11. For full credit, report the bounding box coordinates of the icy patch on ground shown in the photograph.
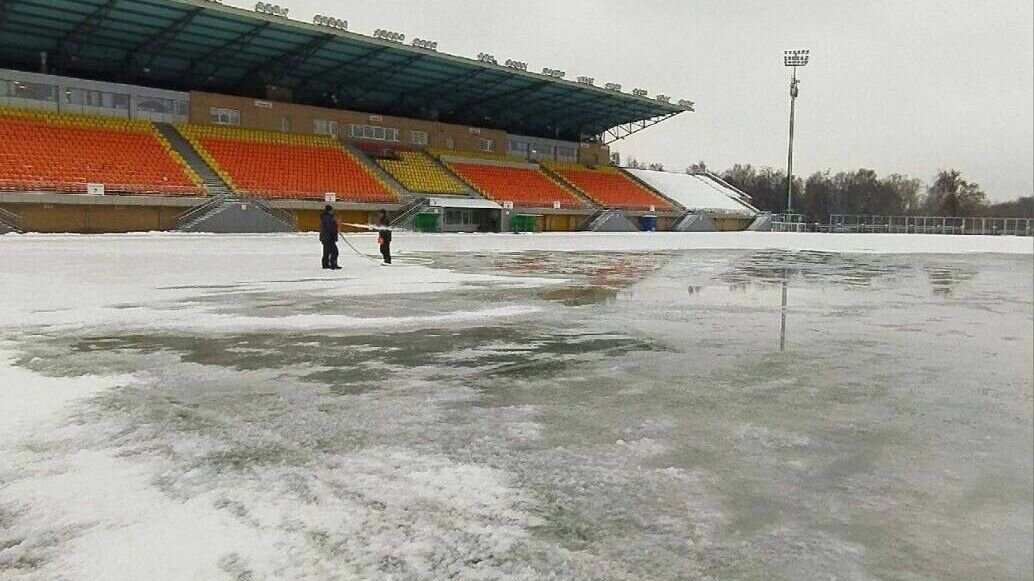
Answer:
[0,236,1030,579]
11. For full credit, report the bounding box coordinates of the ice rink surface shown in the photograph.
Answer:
[1,232,1032,580]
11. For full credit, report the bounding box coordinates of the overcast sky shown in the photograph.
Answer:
[228,0,1033,201]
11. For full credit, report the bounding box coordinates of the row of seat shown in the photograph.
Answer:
[0,107,155,132]
[178,125,397,202]
[0,106,677,209]
[447,162,587,209]
[0,111,203,196]
[543,162,674,211]
[429,148,526,164]
[378,151,468,195]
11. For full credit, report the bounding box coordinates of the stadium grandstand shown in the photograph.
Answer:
[0,0,760,233]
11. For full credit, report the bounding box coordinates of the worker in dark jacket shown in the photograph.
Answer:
[320,205,341,270]
[377,209,392,265]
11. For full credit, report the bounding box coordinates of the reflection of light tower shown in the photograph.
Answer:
[783,49,810,213]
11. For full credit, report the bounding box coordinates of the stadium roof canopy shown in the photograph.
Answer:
[0,0,691,142]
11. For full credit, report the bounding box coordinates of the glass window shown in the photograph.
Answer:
[210,107,240,125]
[11,80,57,102]
[372,126,385,140]
[386,128,399,142]
[111,93,130,110]
[411,130,429,146]
[279,116,291,132]
[557,146,577,161]
[137,97,168,114]
[530,143,553,156]
[509,140,528,153]
[175,101,189,116]
[65,87,85,105]
[314,119,338,136]
[478,138,495,152]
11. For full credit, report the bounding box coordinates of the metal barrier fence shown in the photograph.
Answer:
[827,215,1032,236]
[772,214,1032,236]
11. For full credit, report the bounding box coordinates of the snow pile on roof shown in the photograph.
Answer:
[626,169,758,216]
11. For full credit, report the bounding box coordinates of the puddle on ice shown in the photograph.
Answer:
[1,244,1031,580]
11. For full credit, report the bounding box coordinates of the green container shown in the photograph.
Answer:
[511,214,538,233]
[414,212,440,233]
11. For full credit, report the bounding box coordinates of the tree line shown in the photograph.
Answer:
[620,156,1032,222]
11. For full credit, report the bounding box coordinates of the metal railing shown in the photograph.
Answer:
[826,215,1033,236]
[390,196,429,228]
[175,195,227,229]
[246,196,298,230]
[0,207,23,233]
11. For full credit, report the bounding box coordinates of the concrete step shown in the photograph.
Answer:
[339,141,411,202]
[537,164,602,209]
[155,122,233,197]
[419,151,482,199]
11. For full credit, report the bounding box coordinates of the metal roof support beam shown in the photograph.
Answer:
[56,0,121,63]
[293,45,392,96]
[182,21,270,83]
[119,7,205,78]
[547,101,631,137]
[408,67,488,101]
[503,92,607,133]
[600,112,680,144]
[450,79,553,114]
[331,53,426,103]
[235,32,336,90]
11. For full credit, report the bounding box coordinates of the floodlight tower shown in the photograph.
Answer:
[783,49,810,213]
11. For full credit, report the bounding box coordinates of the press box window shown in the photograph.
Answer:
[411,130,429,146]
[314,119,338,136]
[7,80,57,102]
[477,138,495,152]
[210,107,240,125]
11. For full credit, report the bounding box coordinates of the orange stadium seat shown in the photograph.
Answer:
[0,109,202,196]
[545,162,674,211]
[179,125,396,202]
[448,162,587,209]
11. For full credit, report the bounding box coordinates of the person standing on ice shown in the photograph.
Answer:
[320,205,341,270]
[377,209,392,265]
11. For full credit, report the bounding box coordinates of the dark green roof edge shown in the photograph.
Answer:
[0,0,691,140]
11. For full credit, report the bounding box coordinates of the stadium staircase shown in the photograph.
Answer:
[156,123,233,197]
[175,195,297,233]
[617,168,686,212]
[340,141,411,201]
[544,162,677,212]
[746,213,774,231]
[672,212,717,232]
[0,207,23,234]
[157,124,296,232]
[444,159,588,209]
[698,171,758,209]
[537,165,606,208]
[416,152,481,198]
[579,209,640,232]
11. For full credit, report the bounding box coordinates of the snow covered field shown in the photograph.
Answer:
[1,232,1032,580]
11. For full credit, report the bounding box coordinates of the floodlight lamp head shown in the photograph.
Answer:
[783,49,810,67]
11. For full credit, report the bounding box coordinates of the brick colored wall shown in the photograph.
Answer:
[189,92,508,154]
[7,203,179,233]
